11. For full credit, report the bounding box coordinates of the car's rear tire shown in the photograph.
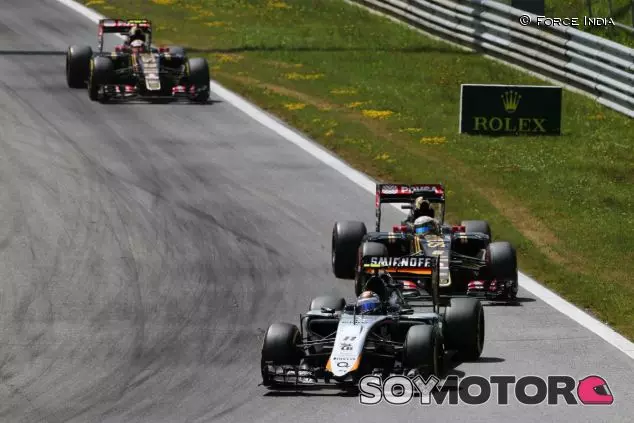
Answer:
[444,297,484,361]
[487,241,518,299]
[403,324,441,377]
[331,221,367,280]
[66,45,93,88]
[461,220,491,240]
[261,323,302,386]
[186,57,210,103]
[88,56,114,102]
[309,296,346,311]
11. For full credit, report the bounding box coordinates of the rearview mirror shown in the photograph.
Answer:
[401,204,413,209]
[321,307,335,314]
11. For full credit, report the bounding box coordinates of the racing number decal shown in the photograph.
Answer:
[426,239,445,248]
[342,336,356,341]
[337,362,349,368]
[340,343,353,351]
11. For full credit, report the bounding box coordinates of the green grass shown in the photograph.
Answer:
[80,0,634,339]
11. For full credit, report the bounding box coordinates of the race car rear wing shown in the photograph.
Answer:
[374,183,445,231]
[97,19,152,52]
[362,255,438,276]
[361,254,442,309]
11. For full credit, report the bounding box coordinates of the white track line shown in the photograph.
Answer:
[54,0,634,360]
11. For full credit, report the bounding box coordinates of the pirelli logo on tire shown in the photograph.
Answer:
[459,84,562,135]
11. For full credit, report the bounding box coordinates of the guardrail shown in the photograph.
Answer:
[351,0,634,118]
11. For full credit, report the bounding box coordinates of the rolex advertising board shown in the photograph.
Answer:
[459,84,562,135]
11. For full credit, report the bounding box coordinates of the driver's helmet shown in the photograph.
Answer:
[130,39,147,53]
[414,197,433,217]
[357,291,381,314]
[413,216,437,235]
[128,26,146,43]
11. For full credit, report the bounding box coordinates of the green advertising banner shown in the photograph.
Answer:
[459,84,562,135]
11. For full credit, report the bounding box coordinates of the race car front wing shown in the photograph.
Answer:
[98,83,208,101]
[261,362,407,390]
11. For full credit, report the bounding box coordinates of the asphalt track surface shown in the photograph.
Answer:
[0,0,631,421]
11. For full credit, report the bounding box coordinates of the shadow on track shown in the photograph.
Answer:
[483,297,536,307]
[0,50,66,55]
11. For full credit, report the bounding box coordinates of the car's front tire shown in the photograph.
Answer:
[66,45,93,88]
[444,297,484,361]
[261,323,302,386]
[403,324,441,377]
[88,56,114,102]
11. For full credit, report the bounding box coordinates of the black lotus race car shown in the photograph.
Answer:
[261,254,484,389]
[65,19,210,103]
[331,183,519,301]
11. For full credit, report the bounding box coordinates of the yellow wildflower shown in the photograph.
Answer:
[346,101,366,109]
[325,129,335,137]
[330,88,357,95]
[85,0,105,5]
[151,0,175,4]
[284,72,324,81]
[215,54,243,63]
[399,128,424,133]
[205,21,227,27]
[419,136,447,144]
[374,153,390,161]
[283,103,306,111]
[268,1,291,8]
[362,110,393,119]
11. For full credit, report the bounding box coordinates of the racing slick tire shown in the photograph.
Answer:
[444,297,484,361]
[88,56,114,102]
[309,296,346,311]
[487,241,518,300]
[66,45,93,89]
[403,324,441,377]
[261,323,302,386]
[461,220,492,240]
[185,57,210,103]
[331,221,367,280]
[354,241,389,296]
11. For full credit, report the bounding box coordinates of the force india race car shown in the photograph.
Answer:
[331,183,519,301]
[65,19,210,103]
[260,255,484,389]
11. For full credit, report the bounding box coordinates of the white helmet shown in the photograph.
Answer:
[413,216,436,235]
